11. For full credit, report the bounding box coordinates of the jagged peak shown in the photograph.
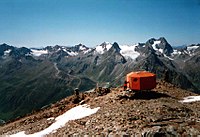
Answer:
[146,37,168,44]
[94,42,122,54]
[145,37,173,56]
[0,43,10,46]
[0,43,14,50]
[100,42,112,46]
[158,37,167,43]
[146,38,156,45]
[110,42,121,53]
[74,44,89,50]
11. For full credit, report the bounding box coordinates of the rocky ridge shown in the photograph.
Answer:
[1,80,200,136]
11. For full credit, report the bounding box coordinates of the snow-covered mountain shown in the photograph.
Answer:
[172,44,200,57]
[30,44,91,57]
[1,38,197,63]
[95,42,112,54]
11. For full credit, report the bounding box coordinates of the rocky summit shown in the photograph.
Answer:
[1,80,200,136]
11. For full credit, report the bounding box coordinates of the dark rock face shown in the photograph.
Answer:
[109,42,121,53]
[183,54,200,90]
[145,37,173,56]
[69,44,89,53]
[158,37,174,56]
[0,44,32,59]
[0,44,12,56]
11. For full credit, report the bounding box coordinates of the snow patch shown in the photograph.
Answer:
[57,48,62,51]
[47,117,54,121]
[9,104,100,137]
[67,51,78,56]
[31,49,48,56]
[179,96,200,103]
[63,47,90,56]
[171,49,181,56]
[164,54,174,60]
[79,45,87,50]
[62,48,67,52]
[158,48,163,53]
[83,48,92,54]
[152,41,162,53]
[119,44,140,60]
[78,45,91,54]
[4,49,11,55]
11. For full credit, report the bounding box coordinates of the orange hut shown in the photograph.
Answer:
[126,71,156,91]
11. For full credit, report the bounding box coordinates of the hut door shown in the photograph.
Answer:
[131,77,139,90]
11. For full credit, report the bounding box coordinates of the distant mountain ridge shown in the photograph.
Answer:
[0,37,200,121]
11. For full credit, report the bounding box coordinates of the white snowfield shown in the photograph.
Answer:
[31,49,48,57]
[119,44,140,60]
[95,42,141,60]
[95,42,112,54]
[9,104,100,137]
[179,96,200,103]
[187,45,199,51]
[187,45,199,56]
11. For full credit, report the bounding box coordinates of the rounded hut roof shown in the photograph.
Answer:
[127,71,155,78]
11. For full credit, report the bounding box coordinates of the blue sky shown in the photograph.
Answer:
[0,0,200,47]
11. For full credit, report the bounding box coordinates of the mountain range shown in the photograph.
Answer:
[0,37,200,122]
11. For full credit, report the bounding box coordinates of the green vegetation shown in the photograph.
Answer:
[0,58,95,121]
